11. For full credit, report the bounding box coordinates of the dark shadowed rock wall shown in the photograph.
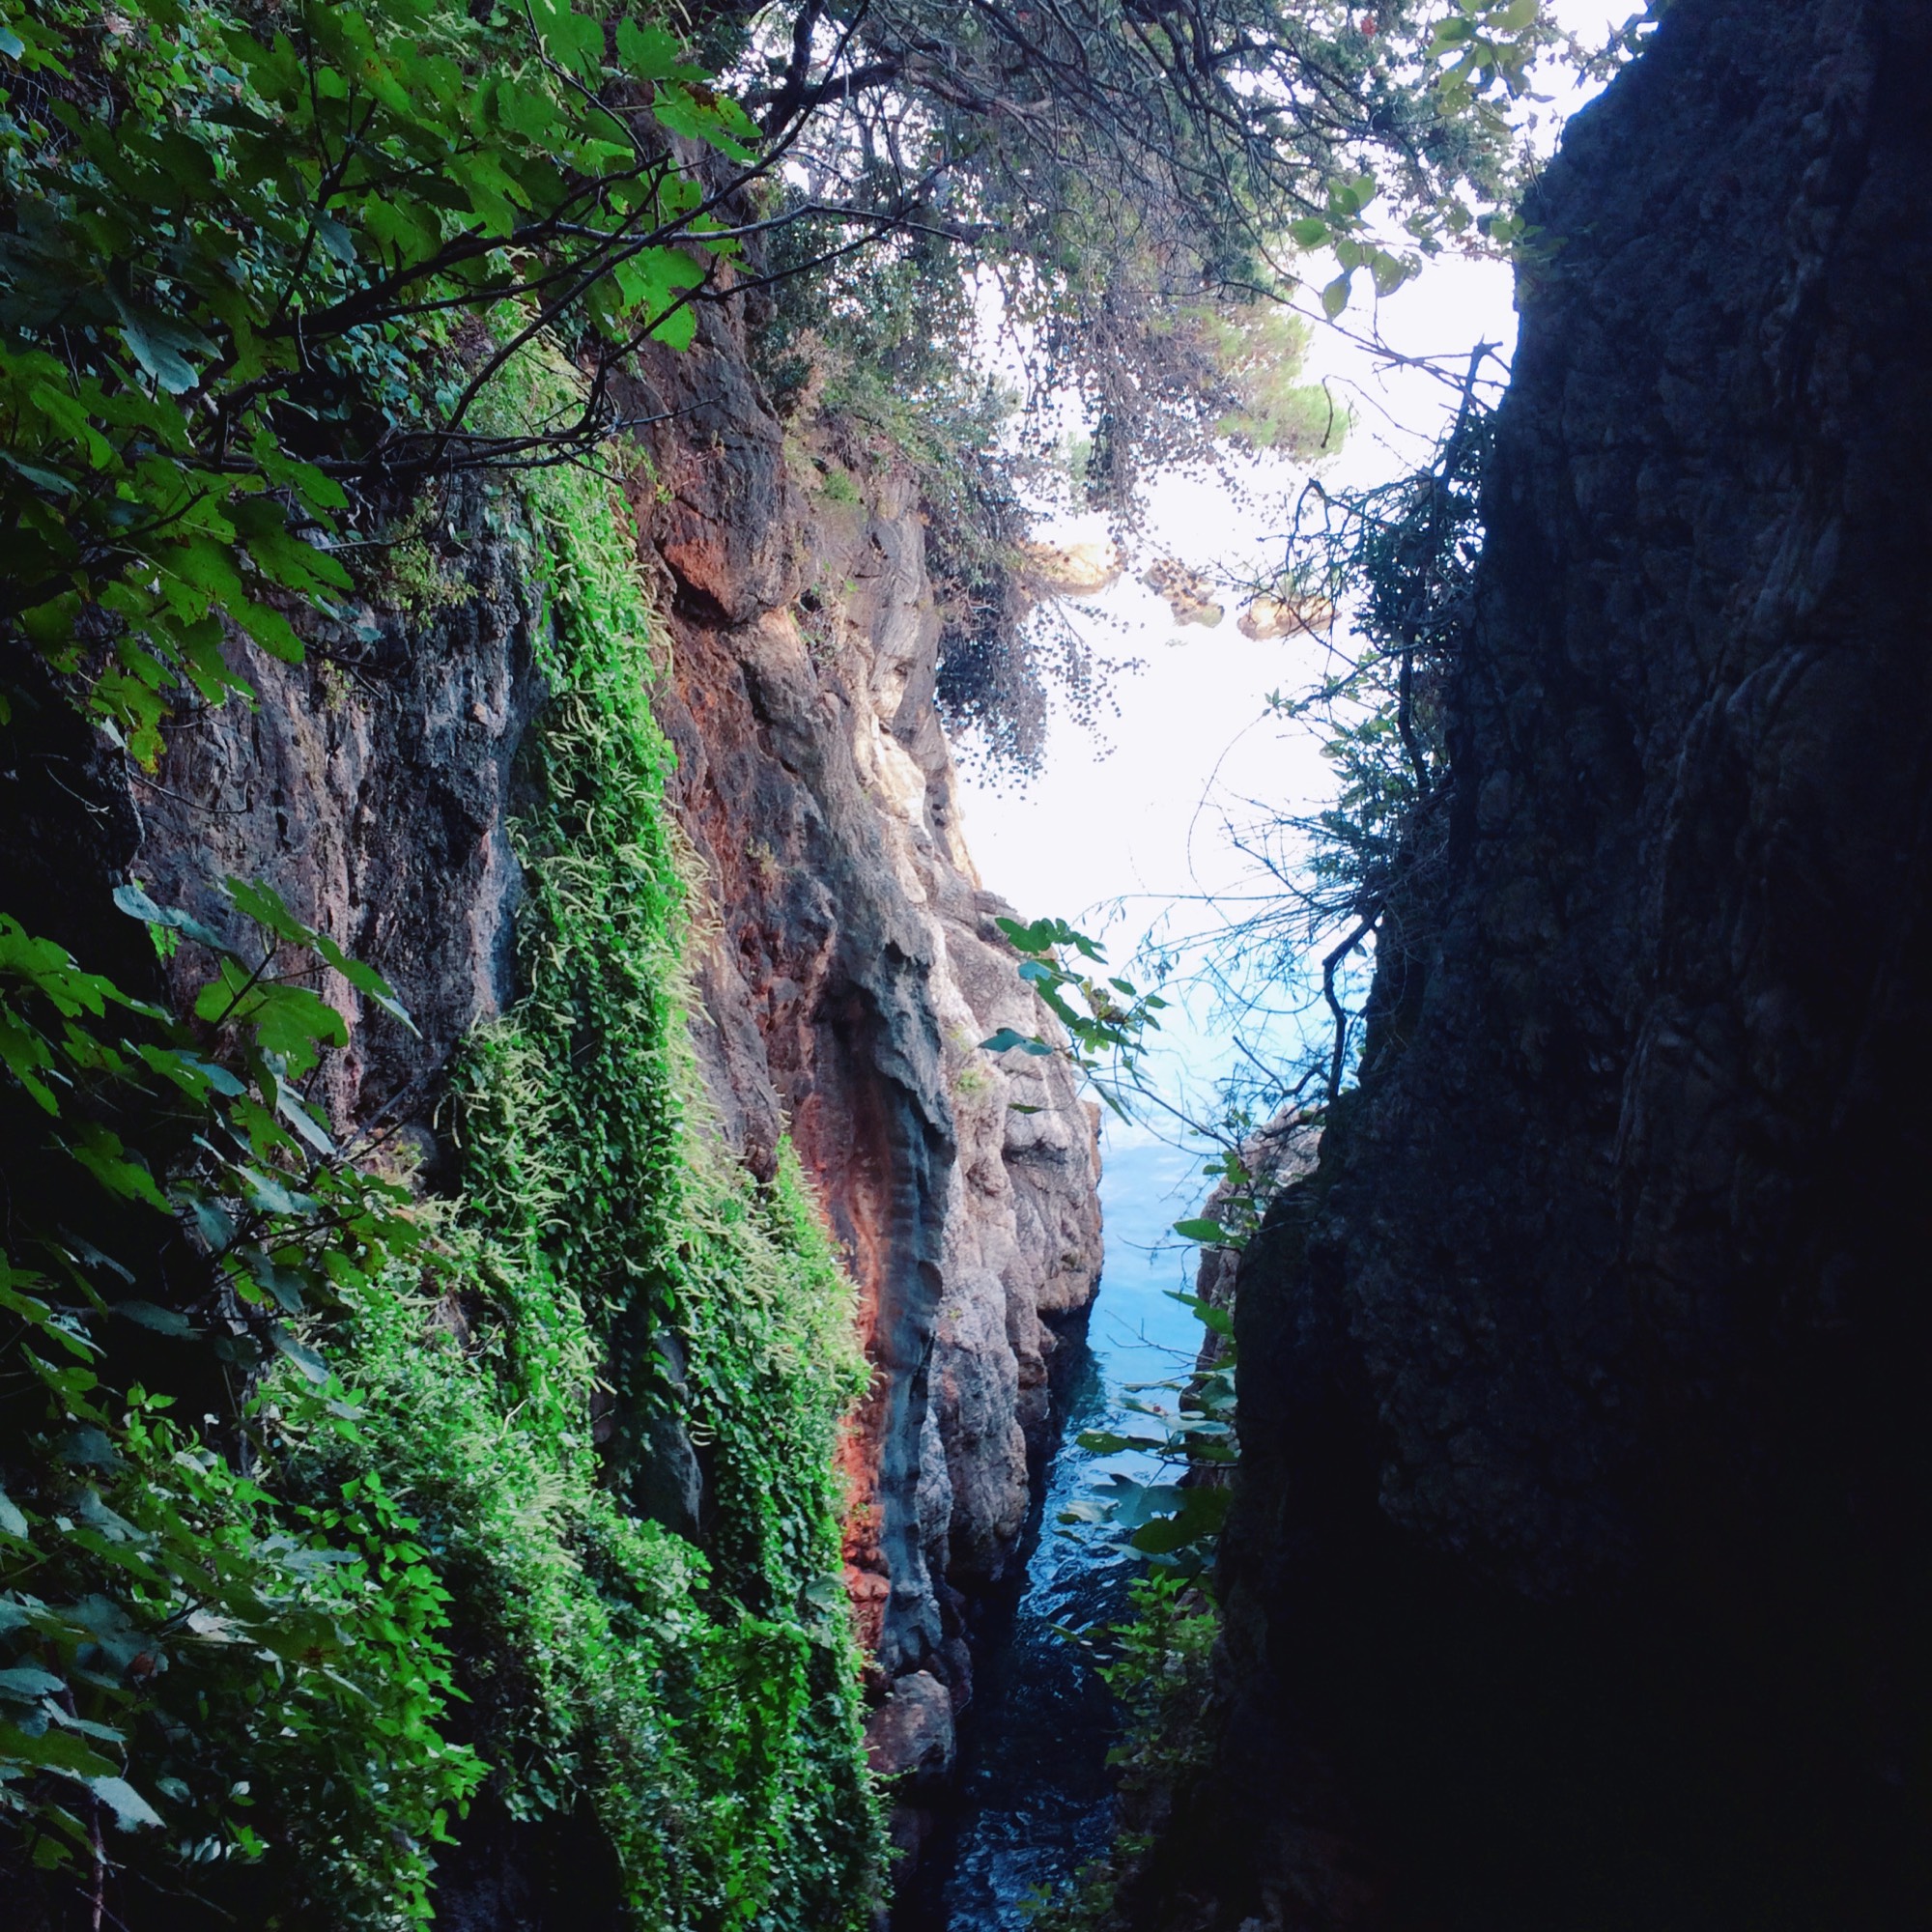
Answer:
[1139,3,1932,1926]
[0,475,546,1163]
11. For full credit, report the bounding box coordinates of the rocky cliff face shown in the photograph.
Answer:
[11,286,1101,1851]
[1139,4,1932,1925]
[620,311,1103,1798]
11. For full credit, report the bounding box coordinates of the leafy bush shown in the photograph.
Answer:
[0,0,753,766]
[0,886,482,1924]
[0,0,887,1906]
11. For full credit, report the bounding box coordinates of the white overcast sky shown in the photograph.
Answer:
[952,4,1636,1141]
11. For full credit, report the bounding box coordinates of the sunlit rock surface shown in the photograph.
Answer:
[624,307,1104,1807]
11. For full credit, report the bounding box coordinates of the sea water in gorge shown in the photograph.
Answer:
[900,1136,1208,1931]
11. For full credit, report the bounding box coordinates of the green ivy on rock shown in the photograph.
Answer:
[0,353,883,1929]
[347,340,882,1925]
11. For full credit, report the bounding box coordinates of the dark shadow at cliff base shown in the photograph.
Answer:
[1145,1401,1930,1931]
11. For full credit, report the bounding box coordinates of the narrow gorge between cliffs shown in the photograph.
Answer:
[3,4,1928,1929]
[899,1141,1204,1932]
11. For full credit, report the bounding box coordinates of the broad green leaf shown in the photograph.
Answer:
[1172,1217,1230,1245]
[245,982,349,1074]
[1073,1430,1172,1456]
[223,875,315,948]
[979,1028,1054,1056]
[248,1251,311,1315]
[1165,1290,1236,1337]
[0,1665,65,1701]
[651,81,756,160]
[239,599,304,664]
[69,1125,167,1208]
[643,299,698,352]
[536,1,604,73]
[88,1775,164,1831]
[276,1085,337,1157]
[270,1324,328,1383]
[994,915,1067,953]
[112,882,239,958]
[0,1719,117,1781]
[107,295,207,394]
[1371,249,1411,297]
[313,934,414,1030]
[615,17,689,79]
[186,1197,237,1250]
[1088,1474,1187,1529]
[240,1166,319,1217]
[1129,1486,1230,1554]
[113,1300,196,1336]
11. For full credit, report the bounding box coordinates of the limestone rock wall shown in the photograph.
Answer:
[620,312,1103,1788]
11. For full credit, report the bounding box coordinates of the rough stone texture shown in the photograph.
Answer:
[623,304,1103,1758]
[1,286,1100,1853]
[1138,5,1932,1926]
[866,1669,957,1783]
[0,485,546,1144]
[140,495,545,1149]
[1189,1114,1321,1360]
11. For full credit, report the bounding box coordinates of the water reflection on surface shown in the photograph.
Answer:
[902,1138,1205,1932]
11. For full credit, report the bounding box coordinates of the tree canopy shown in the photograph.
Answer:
[738,0,1554,497]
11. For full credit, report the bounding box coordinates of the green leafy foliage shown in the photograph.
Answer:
[1159,377,1496,1119]
[0,0,753,764]
[748,0,1564,774]
[1429,0,1548,109]
[979,916,1167,1118]
[753,0,1555,402]
[0,3,895,1923]
[0,890,480,1923]
[976,913,1237,1565]
[1061,1293,1236,1572]
[1245,384,1495,1094]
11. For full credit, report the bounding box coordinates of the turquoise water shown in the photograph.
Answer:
[903,1135,1208,1931]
